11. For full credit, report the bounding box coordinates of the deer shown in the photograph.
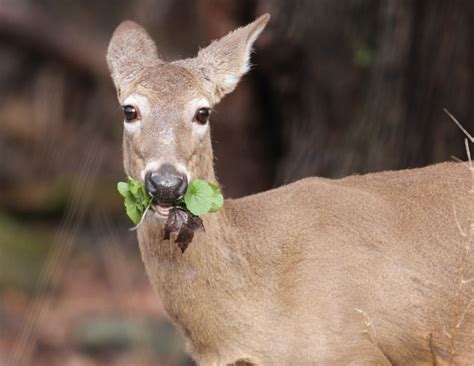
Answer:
[107,13,474,365]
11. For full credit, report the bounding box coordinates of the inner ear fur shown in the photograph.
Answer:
[175,13,270,103]
[107,21,160,97]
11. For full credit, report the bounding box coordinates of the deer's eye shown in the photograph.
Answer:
[123,105,139,122]
[194,107,211,124]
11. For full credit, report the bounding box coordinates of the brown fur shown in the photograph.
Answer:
[107,15,474,365]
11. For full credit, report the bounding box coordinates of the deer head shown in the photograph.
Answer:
[107,14,270,218]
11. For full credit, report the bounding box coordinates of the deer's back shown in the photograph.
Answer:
[225,162,473,364]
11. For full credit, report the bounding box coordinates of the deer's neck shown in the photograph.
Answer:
[137,135,237,295]
[136,134,256,349]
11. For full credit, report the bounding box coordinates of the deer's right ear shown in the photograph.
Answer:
[107,21,159,97]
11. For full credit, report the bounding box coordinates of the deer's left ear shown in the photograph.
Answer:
[189,13,270,102]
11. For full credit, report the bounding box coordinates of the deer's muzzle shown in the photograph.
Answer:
[145,164,188,207]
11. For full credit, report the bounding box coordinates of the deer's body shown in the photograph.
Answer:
[107,14,474,365]
[138,162,473,365]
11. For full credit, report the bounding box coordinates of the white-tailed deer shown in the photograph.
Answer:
[107,14,474,365]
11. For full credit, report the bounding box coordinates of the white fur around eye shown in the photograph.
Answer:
[193,120,209,137]
[122,94,150,133]
[187,97,210,137]
[124,119,141,133]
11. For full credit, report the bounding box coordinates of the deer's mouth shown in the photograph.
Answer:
[152,194,185,219]
[154,203,172,218]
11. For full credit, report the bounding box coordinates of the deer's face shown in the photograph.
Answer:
[107,16,269,214]
[119,65,213,211]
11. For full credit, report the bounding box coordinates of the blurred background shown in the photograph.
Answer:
[1,0,474,365]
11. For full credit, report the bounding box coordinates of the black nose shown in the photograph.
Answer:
[145,164,188,206]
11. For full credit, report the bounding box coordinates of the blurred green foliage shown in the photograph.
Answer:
[73,316,187,359]
[353,46,374,67]
[0,213,52,291]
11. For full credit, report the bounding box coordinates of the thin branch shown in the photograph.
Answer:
[451,155,463,163]
[354,308,376,335]
[453,204,467,237]
[464,139,473,170]
[456,298,473,329]
[354,308,394,365]
[129,203,153,231]
[461,277,474,284]
[444,109,474,143]
[443,324,452,339]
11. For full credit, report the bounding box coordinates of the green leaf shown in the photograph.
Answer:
[183,179,224,215]
[118,176,223,227]
[127,177,141,196]
[118,177,155,225]
[139,187,151,207]
[183,179,214,216]
[117,182,129,197]
[124,192,141,225]
[208,182,224,212]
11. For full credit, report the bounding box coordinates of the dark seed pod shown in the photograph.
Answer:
[164,207,205,252]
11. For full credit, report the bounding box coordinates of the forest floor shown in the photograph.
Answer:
[0,227,191,366]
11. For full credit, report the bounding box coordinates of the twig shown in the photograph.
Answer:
[129,202,153,231]
[354,308,394,365]
[461,277,474,284]
[453,203,467,237]
[456,298,473,329]
[451,155,463,163]
[464,139,473,171]
[354,308,377,338]
[444,109,474,143]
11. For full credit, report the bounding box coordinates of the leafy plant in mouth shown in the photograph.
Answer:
[117,177,224,252]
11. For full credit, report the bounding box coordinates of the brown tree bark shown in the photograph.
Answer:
[258,0,474,182]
